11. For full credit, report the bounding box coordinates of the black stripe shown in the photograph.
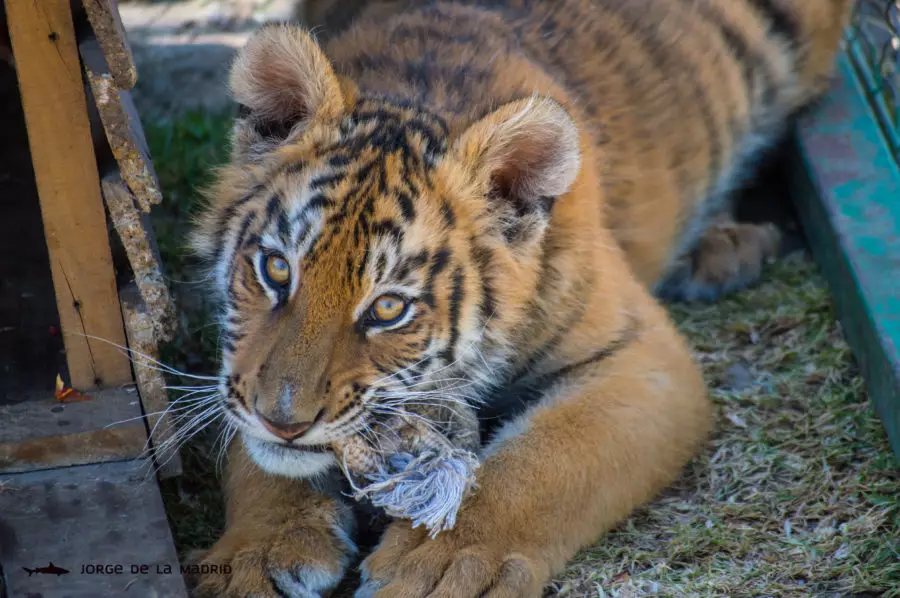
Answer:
[470,243,496,325]
[263,195,289,243]
[396,191,416,221]
[373,361,394,378]
[329,154,352,167]
[371,219,404,244]
[746,0,800,45]
[677,0,758,94]
[295,225,319,255]
[609,2,723,187]
[395,250,430,283]
[422,248,452,307]
[345,256,355,284]
[292,194,333,230]
[392,369,413,387]
[276,211,290,243]
[310,172,343,189]
[234,212,257,252]
[510,302,588,385]
[340,101,449,163]
[682,0,788,109]
[346,54,493,104]
[282,160,307,176]
[222,330,245,343]
[269,577,291,598]
[376,254,388,281]
[356,250,369,283]
[442,266,466,362]
[211,186,264,263]
[264,194,281,222]
[440,200,456,228]
[430,248,451,277]
[224,212,258,300]
[534,316,640,387]
[478,316,641,432]
[388,24,482,46]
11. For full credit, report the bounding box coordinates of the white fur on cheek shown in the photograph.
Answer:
[243,435,336,478]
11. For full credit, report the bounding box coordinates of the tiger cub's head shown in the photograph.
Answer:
[192,24,582,477]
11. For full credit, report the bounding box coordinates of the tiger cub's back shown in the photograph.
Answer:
[297,0,853,283]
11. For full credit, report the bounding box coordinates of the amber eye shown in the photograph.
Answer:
[264,254,291,287]
[369,294,408,325]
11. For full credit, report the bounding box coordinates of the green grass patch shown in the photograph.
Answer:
[145,110,234,555]
[145,113,900,596]
[557,257,900,597]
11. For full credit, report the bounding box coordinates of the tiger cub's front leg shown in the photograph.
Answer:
[193,442,357,598]
[358,299,712,598]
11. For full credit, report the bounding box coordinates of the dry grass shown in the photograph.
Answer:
[554,255,900,597]
[146,113,900,598]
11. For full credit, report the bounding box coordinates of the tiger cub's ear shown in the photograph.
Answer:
[455,97,581,245]
[229,24,345,157]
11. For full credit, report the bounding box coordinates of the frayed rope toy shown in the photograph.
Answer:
[332,405,481,538]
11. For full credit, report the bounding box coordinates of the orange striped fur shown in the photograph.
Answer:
[192,2,853,596]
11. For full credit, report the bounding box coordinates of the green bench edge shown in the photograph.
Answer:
[790,53,900,459]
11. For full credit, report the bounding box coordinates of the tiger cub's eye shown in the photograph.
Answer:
[370,294,407,324]
[264,254,291,286]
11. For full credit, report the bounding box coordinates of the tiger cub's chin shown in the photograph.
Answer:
[242,435,337,479]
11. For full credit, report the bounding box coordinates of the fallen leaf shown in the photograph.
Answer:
[54,373,92,402]
[54,374,71,400]
[59,389,92,403]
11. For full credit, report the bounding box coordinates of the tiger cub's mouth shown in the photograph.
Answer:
[242,435,338,478]
[279,442,332,454]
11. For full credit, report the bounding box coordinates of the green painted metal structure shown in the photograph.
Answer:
[791,52,900,458]
[845,0,900,164]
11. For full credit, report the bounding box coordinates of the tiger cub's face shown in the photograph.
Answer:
[192,25,581,477]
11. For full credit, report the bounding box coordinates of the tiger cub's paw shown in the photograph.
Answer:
[190,518,356,598]
[657,220,781,303]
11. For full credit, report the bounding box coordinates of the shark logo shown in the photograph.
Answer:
[22,562,70,576]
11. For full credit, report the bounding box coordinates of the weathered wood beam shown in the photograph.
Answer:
[6,0,132,390]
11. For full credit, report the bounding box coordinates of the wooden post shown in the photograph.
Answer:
[6,0,132,389]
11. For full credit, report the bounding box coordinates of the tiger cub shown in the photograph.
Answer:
[191,1,853,596]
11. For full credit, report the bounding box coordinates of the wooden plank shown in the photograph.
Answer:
[0,387,147,473]
[121,285,182,478]
[80,0,137,90]
[0,460,189,597]
[83,32,163,212]
[89,72,163,211]
[791,54,900,459]
[6,0,133,390]
[102,177,175,339]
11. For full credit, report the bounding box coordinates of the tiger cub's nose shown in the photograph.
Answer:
[257,412,316,441]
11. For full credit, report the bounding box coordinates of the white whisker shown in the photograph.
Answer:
[73,332,218,381]
[165,384,218,392]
